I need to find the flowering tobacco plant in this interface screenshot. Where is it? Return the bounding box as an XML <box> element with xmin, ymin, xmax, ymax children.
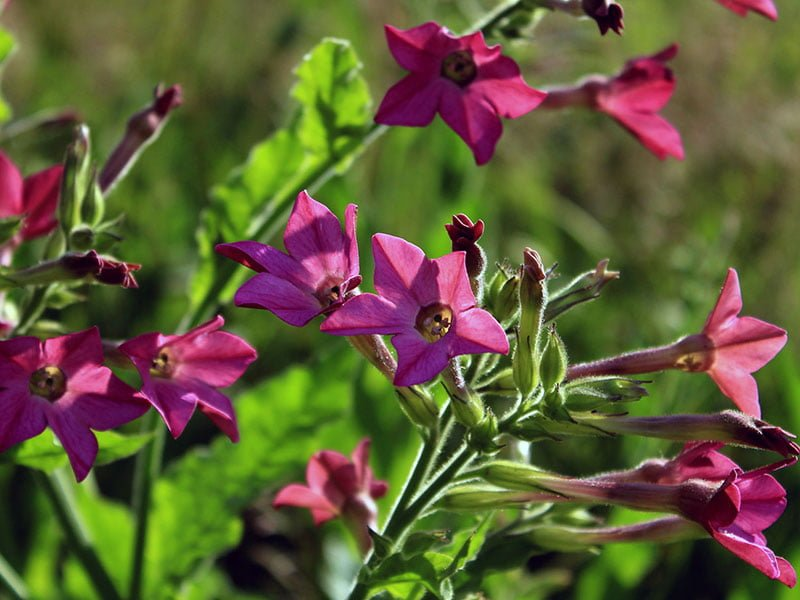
<box><xmin>0</xmin><ymin>2</ymin><xmax>796</xmax><ymax>600</ymax></box>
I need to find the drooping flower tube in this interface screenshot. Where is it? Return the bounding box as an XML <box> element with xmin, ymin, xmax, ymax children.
<box><xmin>375</xmin><ymin>22</ymin><xmax>546</xmax><ymax>165</ymax></box>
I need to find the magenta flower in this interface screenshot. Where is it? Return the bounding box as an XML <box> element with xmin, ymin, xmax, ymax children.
<box><xmin>633</xmin><ymin>443</ymin><xmax>796</xmax><ymax>587</ymax></box>
<box><xmin>0</xmin><ymin>150</ymin><xmax>63</xmax><ymax>243</ymax></box>
<box><xmin>582</xmin><ymin>0</ymin><xmax>624</xmax><ymax>35</ymax></box>
<box><xmin>542</xmin><ymin>44</ymin><xmax>683</xmax><ymax>160</ymax></box>
<box><xmin>119</xmin><ymin>315</ymin><xmax>256</xmax><ymax>441</ymax></box>
<box><xmin>273</xmin><ymin>438</ymin><xmax>388</xmax><ymax>552</ymax></box>
<box><xmin>321</xmin><ymin>234</ymin><xmax>509</xmax><ymax>386</ymax></box>
<box><xmin>216</xmin><ymin>191</ymin><xmax>361</xmax><ymax>327</ymax></box>
<box><xmin>716</xmin><ymin>0</ymin><xmax>777</xmax><ymax>20</ymax></box>
<box><xmin>374</xmin><ymin>22</ymin><xmax>546</xmax><ymax>165</ymax></box>
<box><xmin>0</xmin><ymin>328</ymin><xmax>147</xmax><ymax>481</ymax></box>
<box><xmin>567</xmin><ymin>269</ymin><xmax>786</xmax><ymax>418</ymax></box>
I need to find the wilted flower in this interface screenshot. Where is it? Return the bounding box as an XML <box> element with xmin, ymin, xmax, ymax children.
<box><xmin>375</xmin><ymin>22</ymin><xmax>546</xmax><ymax>165</ymax></box>
<box><xmin>273</xmin><ymin>438</ymin><xmax>388</xmax><ymax>552</ymax></box>
<box><xmin>119</xmin><ymin>315</ymin><xmax>256</xmax><ymax>440</ymax></box>
<box><xmin>321</xmin><ymin>234</ymin><xmax>509</xmax><ymax>386</ymax></box>
<box><xmin>216</xmin><ymin>191</ymin><xmax>361</xmax><ymax>327</ymax></box>
<box><xmin>0</xmin><ymin>328</ymin><xmax>147</xmax><ymax>481</ymax></box>
<box><xmin>542</xmin><ymin>45</ymin><xmax>683</xmax><ymax>160</ymax></box>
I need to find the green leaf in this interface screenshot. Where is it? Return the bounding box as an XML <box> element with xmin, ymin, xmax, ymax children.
<box><xmin>2</xmin><ymin>429</ymin><xmax>155</xmax><ymax>473</ymax></box>
<box><xmin>3</xmin><ymin>429</ymin><xmax>67</xmax><ymax>472</ymax></box>
<box><xmin>402</xmin><ymin>530</ymin><xmax>452</xmax><ymax>558</ymax></box>
<box><xmin>144</xmin><ymin>353</ymin><xmax>354</xmax><ymax>598</ymax></box>
<box><xmin>370</xmin><ymin>552</ymin><xmax>453</xmax><ymax>598</ymax></box>
<box><xmin>94</xmin><ymin>430</ymin><xmax>154</xmax><ymax>466</ymax></box>
<box><xmin>0</xmin><ymin>25</ymin><xmax>15</xmax><ymax>123</ymax></box>
<box><xmin>292</xmin><ymin>37</ymin><xmax>372</xmax><ymax>163</ymax></box>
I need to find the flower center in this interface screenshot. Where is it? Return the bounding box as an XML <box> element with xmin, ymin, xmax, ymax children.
<box><xmin>315</xmin><ymin>277</ymin><xmax>345</xmax><ymax>307</ymax></box>
<box><xmin>674</xmin><ymin>351</ymin><xmax>711</xmax><ymax>372</ymax></box>
<box><xmin>150</xmin><ymin>348</ymin><xmax>174</xmax><ymax>378</ymax></box>
<box><xmin>415</xmin><ymin>303</ymin><xmax>454</xmax><ymax>343</ymax></box>
<box><xmin>29</xmin><ymin>366</ymin><xmax>67</xmax><ymax>401</ymax></box>
<box><xmin>441</xmin><ymin>51</ymin><xmax>477</xmax><ymax>86</ymax></box>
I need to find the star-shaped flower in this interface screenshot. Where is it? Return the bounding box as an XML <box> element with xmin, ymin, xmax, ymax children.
<box><xmin>0</xmin><ymin>328</ymin><xmax>147</xmax><ymax>481</ymax></box>
<box><xmin>715</xmin><ymin>0</ymin><xmax>777</xmax><ymax>20</ymax></box>
<box><xmin>216</xmin><ymin>191</ymin><xmax>361</xmax><ymax>327</ymax></box>
<box><xmin>119</xmin><ymin>315</ymin><xmax>256</xmax><ymax>441</ymax></box>
<box><xmin>321</xmin><ymin>234</ymin><xmax>509</xmax><ymax>386</ymax></box>
<box><xmin>273</xmin><ymin>438</ymin><xmax>388</xmax><ymax>552</ymax></box>
<box><xmin>375</xmin><ymin>22</ymin><xmax>546</xmax><ymax>165</ymax></box>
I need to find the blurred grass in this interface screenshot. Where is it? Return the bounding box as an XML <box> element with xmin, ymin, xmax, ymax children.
<box><xmin>2</xmin><ymin>0</ymin><xmax>799</xmax><ymax>597</ymax></box>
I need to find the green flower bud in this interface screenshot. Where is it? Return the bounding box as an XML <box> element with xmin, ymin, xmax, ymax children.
<box><xmin>485</xmin><ymin>263</ymin><xmax>519</xmax><ymax>325</ymax></box>
<box><xmin>544</xmin><ymin>259</ymin><xmax>619</xmax><ymax>322</ymax></box>
<box><xmin>563</xmin><ymin>376</ymin><xmax>649</xmax><ymax>411</ymax></box>
<box><xmin>540</xmin><ymin>326</ymin><xmax>568</xmax><ymax>393</ymax></box>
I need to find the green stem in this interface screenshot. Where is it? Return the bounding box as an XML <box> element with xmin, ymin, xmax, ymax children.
<box><xmin>467</xmin><ymin>0</ymin><xmax>526</xmax><ymax>35</ymax></box>
<box><xmin>34</xmin><ymin>470</ymin><xmax>122</xmax><ymax>600</ymax></box>
<box><xmin>0</xmin><ymin>551</ymin><xmax>29</xmax><ymax>600</ymax></box>
<box><xmin>11</xmin><ymin>285</ymin><xmax>52</xmax><ymax>336</ymax></box>
<box><xmin>127</xmin><ymin>413</ymin><xmax>166</xmax><ymax>600</ymax></box>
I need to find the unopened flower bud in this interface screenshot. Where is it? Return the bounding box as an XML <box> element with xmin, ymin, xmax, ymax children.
<box><xmin>582</xmin><ymin>0</ymin><xmax>624</xmax><ymax>35</ymax></box>
<box><xmin>396</xmin><ymin>386</ymin><xmax>439</xmax><ymax>431</ymax></box>
<box><xmin>545</xmin><ymin>259</ymin><xmax>619</xmax><ymax>322</ymax></box>
<box><xmin>512</xmin><ymin>410</ymin><xmax>612</xmax><ymax>442</ymax></box>
<box><xmin>439</xmin><ymin>483</ymin><xmax>555</xmax><ymax>511</ymax></box>
<box><xmin>1</xmin><ymin>250</ymin><xmax>139</xmax><ymax>289</ymax></box>
<box><xmin>486</xmin><ymin>265</ymin><xmax>520</xmax><ymax>325</ymax></box>
<box><xmin>479</xmin><ymin>460</ymin><xmax>553</xmax><ymax>492</ymax></box>
<box><xmin>59</xmin><ymin>125</ymin><xmax>92</xmax><ymax>236</ymax></box>
<box><xmin>80</xmin><ymin>170</ymin><xmax>105</xmax><ymax>226</ymax></box>
<box><xmin>445</xmin><ymin>213</ymin><xmax>486</xmax><ymax>298</ymax></box>
<box><xmin>512</xmin><ymin>327</ymin><xmax>537</xmax><ymax>398</ymax></box>
<box><xmin>468</xmin><ymin>409</ymin><xmax>502</xmax><ymax>454</ymax></box>
<box><xmin>562</xmin><ymin>376</ymin><xmax>649</xmax><ymax>411</ymax></box>
<box><xmin>540</xmin><ymin>326</ymin><xmax>568</xmax><ymax>393</ymax></box>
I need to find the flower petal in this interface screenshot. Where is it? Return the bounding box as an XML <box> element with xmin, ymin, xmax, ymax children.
<box><xmin>234</xmin><ymin>272</ymin><xmax>323</xmax><ymax>327</ymax></box>
<box><xmin>170</xmin><ymin>322</ymin><xmax>257</xmax><ymax>388</ymax></box>
<box><xmin>604</xmin><ymin>109</ymin><xmax>684</xmax><ymax>160</ymax></box>
<box><xmin>450</xmin><ymin>307</ymin><xmax>510</xmax><ymax>357</ymax></box>
<box><xmin>148</xmin><ymin>379</ymin><xmax>199</xmax><ymax>438</ymax></box>
<box><xmin>0</xmin><ymin>151</ymin><xmax>23</xmax><ymax>217</ymax></box>
<box><xmin>471</xmin><ymin>55</ymin><xmax>547</xmax><ymax>119</ymax></box>
<box><xmin>430</xmin><ymin>251</ymin><xmax>475</xmax><ymax>312</ymax></box>
<box><xmin>46</xmin><ymin>407</ymin><xmax>99</xmax><ymax>482</ymax></box>
<box><xmin>438</xmin><ymin>88</ymin><xmax>503</xmax><ymax>165</ymax></box>
<box><xmin>707</xmin><ymin>364</ymin><xmax>761</xmax><ymax>418</ymax></box>
<box><xmin>371</xmin><ymin>234</ymin><xmax>431</xmax><ymax>308</ymax></box>
<box><xmin>703</xmin><ymin>269</ymin><xmax>743</xmax><ymax>333</ymax></box>
<box><xmin>272</xmin><ymin>484</ymin><xmax>339</xmax><ymax>525</ymax></box>
<box><xmin>0</xmin><ymin>389</ymin><xmax>47</xmax><ymax>452</ymax></box>
<box><xmin>21</xmin><ymin>165</ymin><xmax>63</xmax><ymax>240</ymax></box>
<box><xmin>375</xmin><ymin>74</ymin><xmax>446</xmax><ymax>127</ymax></box>
<box><xmin>384</xmin><ymin>22</ymin><xmax>457</xmax><ymax>74</ymax></box>
<box><xmin>392</xmin><ymin>332</ymin><xmax>451</xmax><ymax>386</ymax></box>
<box><xmin>184</xmin><ymin>381</ymin><xmax>239</xmax><ymax>442</ymax></box>
<box><xmin>41</xmin><ymin>328</ymin><xmax>104</xmax><ymax>379</ymax></box>
<box><xmin>320</xmin><ymin>293</ymin><xmax>410</xmax><ymax>336</ymax></box>
<box><xmin>711</xmin><ymin>316</ymin><xmax>786</xmax><ymax>372</ymax></box>
<box><xmin>716</xmin><ymin>0</ymin><xmax>778</xmax><ymax>20</ymax></box>
<box><xmin>710</xmin><ymin>529</ymin><xmax>788</xmax><ymax>583</ymax></box>
<box><xmin>216</xmin><ymin>241</ymin><xmax>311</xmax><ymax>289</ymax></box>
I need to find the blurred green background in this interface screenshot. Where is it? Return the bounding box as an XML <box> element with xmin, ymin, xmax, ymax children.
<box><xmin>1</xmin><ymin>1</ymin><xmax>799</xmax><ymax>598</ymax></box>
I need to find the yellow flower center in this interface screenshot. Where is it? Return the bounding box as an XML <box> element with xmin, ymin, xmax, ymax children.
<box><xmin>415</xmin><ymin>303</ymin><xmax>454</xmax><ymax>343</ymax></box>
<box><xmin>150</xmin><ymin>348</ymin><xmax>174</xmax><ymax>378</ymax></box>
<box><xmin>441</xmin><ymin>51</ymin><xmax>477</xmax><ymax>86</ymax></box>
<box><xmin>29</xmin><ymin>366</ymin><xmax>67</xmax><ymax>401</ymax></box>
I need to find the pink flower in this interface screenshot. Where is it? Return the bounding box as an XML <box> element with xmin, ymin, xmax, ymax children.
<box><xmin>542</xmin><ymin>45</ymin><xmax>683</xmax><ymax>160</ymax></box>
<box><xmin>697</xmin><ymin>268</ymin><xmax>787</xmax><ymax>418</ymax></box>
<box><xmin>632</xmin><ymin>443</ymin><xmax>796</xmax><ymax>587</ymax></box>
<box><xmin>0</xmin><ymin>150</ymin><xmax>63</xmax><ymax>243</ymax></box>
<box><xmin>374</xmin><ymin>22</ymin><xmax>546</xmax><ymax>165</ymax></box>
<box><xmin>119</xmin><ymin>315</ymin><xmax>256</xmax><ymax>441</ymax></box>
<box><xmin>716</xmin><ymin>0</ymin><xmax>777</xmax><ymax>20</ymax></box>
<box><xmin>272</xmin><ymin>438</ymin><xmax>388</xmax><ymax>552</ymax></box>
<box><xmin>321</xmin><ymin>234</ymin><xmax>509</xmax><ymax>386</ymax></box>
<box><xmin>582</xmin><ymin>0</ymin><xmax>624</xmax><ymax>35</ymax></box>
<box><xmin>567</xmin><ymin>269</ymin><xmax>786</xmax><ymax>418</ymax></box>
<box><xmin>0</xmin><ymin>328</ymin><xmax>147</xmax><ymax>481</ymax></box>
<box><xmin>216</xmin><ymin>191</ymin><xmax>361</xmax><ymax>327</ymax></box>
